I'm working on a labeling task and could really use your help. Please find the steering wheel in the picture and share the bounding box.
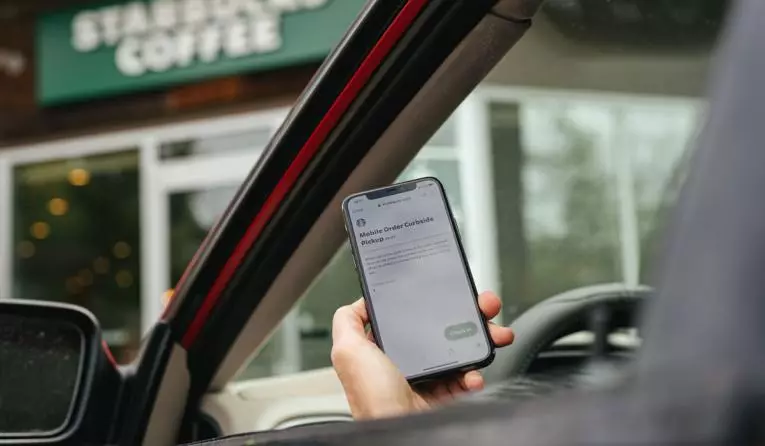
[478,284,650,394]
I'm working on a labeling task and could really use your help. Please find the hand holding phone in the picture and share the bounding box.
[331,291,514,420]
[342,177,496,383]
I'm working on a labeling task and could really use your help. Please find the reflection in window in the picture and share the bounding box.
[490,99,699,320]
[13,150,141,363]
[491,102,622,319]
[169,186,238,285]
[630,108,698,282]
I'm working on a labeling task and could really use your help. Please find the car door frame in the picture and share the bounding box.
[113,0,540,444]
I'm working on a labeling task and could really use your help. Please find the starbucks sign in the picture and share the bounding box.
[71,0,327,77]
[37,0,365,104]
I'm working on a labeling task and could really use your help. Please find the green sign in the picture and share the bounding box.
[37,0,365,105]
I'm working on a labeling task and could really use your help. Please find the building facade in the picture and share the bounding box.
[0,0,724,377]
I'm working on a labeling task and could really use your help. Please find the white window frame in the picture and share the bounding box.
[0,157,11,301]
[0,107,290,338]
[457,95,502,316]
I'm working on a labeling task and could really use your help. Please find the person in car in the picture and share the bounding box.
[331,291,514,419]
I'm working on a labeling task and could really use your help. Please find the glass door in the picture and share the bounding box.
[148,120,286,319]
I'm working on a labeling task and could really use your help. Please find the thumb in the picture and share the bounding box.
[332,298,371,345]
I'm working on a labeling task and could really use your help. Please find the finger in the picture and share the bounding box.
[348,298,369,323]
[459,370,485,392]
[477,291,502,320]
[447,377,466,397]
[429,382,455,403]
[332,298,370,343]
[488,322,515,347]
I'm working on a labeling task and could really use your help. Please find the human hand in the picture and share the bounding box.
[331,291,514,420]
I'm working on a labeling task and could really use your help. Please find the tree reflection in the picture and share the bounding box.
[523,115,620,311]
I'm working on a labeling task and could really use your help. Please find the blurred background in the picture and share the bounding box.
[0,0,727,377]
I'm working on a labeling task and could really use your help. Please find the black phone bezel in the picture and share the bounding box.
[341,176,495,384]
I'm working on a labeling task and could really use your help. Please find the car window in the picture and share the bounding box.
[238,94,703,380]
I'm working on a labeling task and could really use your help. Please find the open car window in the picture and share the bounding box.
[237,90,702,381]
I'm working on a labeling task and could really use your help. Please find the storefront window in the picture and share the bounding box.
[491,101,623,318]
[490,99,700,320]
[12,150,141,363]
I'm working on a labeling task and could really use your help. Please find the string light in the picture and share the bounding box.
[79,269,94,286]
[113,241,132,259]
[17,241,35,259]
[68,168,90,186]
[30,222,50,240]
[48,198,69,216]
[115,270,133,288]
[93,257,110,274]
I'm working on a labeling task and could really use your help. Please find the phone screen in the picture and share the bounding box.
[344,178,492,379]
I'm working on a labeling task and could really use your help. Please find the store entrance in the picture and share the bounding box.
[144,109,290,339]
[0,108,289,363]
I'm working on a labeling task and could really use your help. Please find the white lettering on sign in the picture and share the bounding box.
[152,0,179,29]
[122,2,150,35]
[101,6,123,46]
[0,48,26,77]
[70,0,329,77]
[72,11,101,52]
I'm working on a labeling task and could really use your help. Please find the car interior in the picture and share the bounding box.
[4,0,757,444]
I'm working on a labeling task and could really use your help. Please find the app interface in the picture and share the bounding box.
[347,179,490,377]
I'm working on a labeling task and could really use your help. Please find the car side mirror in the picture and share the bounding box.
[0,300,119,445]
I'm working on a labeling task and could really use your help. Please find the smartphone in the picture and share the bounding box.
[341,177,494,383]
